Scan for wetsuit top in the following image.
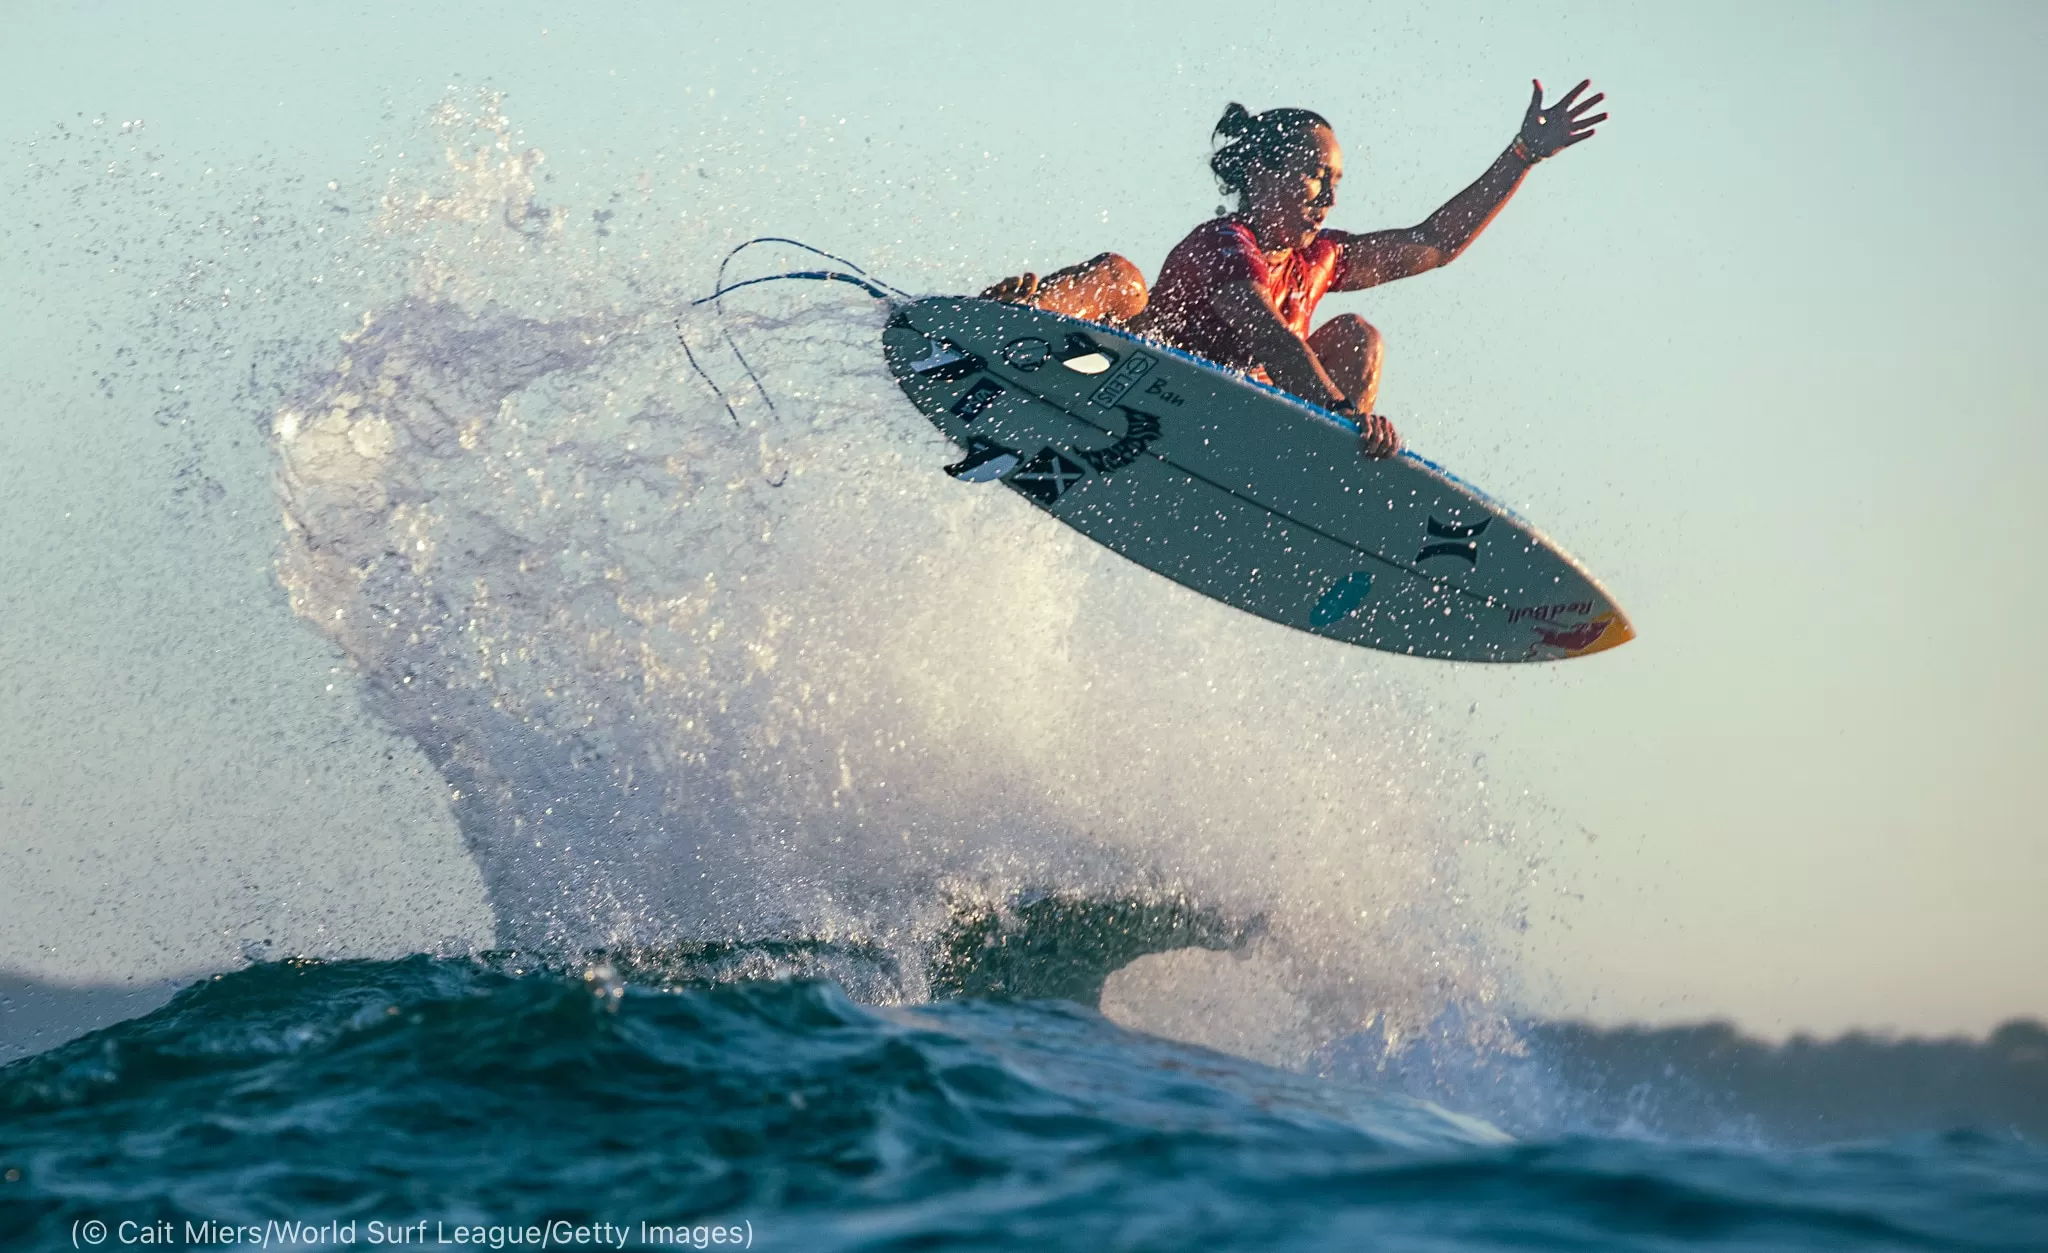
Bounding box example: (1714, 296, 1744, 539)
(1145, 218, 1351, 377)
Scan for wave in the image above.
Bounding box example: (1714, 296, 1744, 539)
(0, 958, 1506, 1251)
(7, 959, 2044, 1252)
(13, 958, 2040, 1151)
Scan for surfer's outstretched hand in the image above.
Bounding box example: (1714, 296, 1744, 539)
(1356, 412, 1400, 460)
(981, 273, 1041, 304)
(1518, 78, 1607, 161)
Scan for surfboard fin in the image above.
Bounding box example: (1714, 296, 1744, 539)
(944, 438, 1021, 483)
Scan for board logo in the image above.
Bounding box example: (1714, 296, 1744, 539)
(1010, 448, 1087, 505)
(1415, 515, 1491, 566)
(1531, 619, 1610, 652)
(1525, 611, 1631, 658)
(1087, 352, 1156, 408)
(950, 378, 1005, 422)
(1506, 600, 1594, 624)
(1074, 410, 1162, 473)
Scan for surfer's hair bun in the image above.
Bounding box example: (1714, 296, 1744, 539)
(1210, 103, 1334, 204)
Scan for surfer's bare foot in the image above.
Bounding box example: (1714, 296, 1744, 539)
(1356, 413, 1400, 459)
(980, 254, 1148, 324)
(981, 273, 1041, 304)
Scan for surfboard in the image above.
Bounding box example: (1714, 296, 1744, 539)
(882, 296, 1632, 663)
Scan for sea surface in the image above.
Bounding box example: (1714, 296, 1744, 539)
(5, 47, 2048, 1253)
(4, 957, 2044, 1252)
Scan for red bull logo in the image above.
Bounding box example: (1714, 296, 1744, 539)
(1526, 611, 1635, 659)
(1507, 599, 1594, 625)
(1532, 619, 1609, 652)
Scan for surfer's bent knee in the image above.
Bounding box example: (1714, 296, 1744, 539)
(1310, 314, 1382, 373)
(1316, 313, 1381, 355)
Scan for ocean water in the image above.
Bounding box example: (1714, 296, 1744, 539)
(5, 61, 2047, 1253)
(2, 958, 2044, 1251)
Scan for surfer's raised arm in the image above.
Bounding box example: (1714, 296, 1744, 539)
(1205, 277, 1352, 410)
(1336, 79, 1607, 291)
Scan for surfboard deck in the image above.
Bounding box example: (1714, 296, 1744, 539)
(882, 296, 1632, 663)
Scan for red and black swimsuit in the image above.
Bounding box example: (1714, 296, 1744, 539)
(1144, 218, 1351, 380)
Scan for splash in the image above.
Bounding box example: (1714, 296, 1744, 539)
(264, 97, 1520, 1060)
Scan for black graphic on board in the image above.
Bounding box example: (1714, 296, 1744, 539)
(950, 378, 1006, 422)
(1415, 515, 1492, 566)
(1074, 409, 1163, 473)
(1010, 448, 1087, 505)
(1087, 351, 1157, 408)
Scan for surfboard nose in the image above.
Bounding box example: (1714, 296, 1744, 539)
(1558, 610, 1635, 658)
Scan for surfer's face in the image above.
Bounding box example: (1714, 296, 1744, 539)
(1243, 126, 1343, 250)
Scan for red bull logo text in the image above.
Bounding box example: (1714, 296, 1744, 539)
(1506, 600, 1594, 625)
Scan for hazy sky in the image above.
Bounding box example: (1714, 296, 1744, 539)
(2, 1, 2042, 1036)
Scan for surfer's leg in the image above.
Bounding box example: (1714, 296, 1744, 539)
(982, 253, 1148, 324)
(1307, 314, 1383, 414)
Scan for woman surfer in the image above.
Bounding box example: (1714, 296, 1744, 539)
(982, 80, 1607, 458)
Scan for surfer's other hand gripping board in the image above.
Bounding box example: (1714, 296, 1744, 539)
(882, 296, 1632, 664)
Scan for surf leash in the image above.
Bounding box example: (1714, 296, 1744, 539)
(676, 236, 910, 426)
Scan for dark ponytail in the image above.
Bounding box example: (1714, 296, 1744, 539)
(1209, 102, 1333, 205)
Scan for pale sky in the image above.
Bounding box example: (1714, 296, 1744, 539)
(2, 1, 2042, 1036)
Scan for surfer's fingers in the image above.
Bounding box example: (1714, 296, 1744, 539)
(1557, 79, 1592, 111)
(1570, 113, 1608, 131)
(1525, 79, 1544, 118)
(1568, 92, 1606, 117)
(1359, 415, 1399, 458)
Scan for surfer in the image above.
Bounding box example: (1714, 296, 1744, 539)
(982, 81, 1607, 458)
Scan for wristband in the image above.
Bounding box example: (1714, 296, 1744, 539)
(1510, 136, 1540, 166)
